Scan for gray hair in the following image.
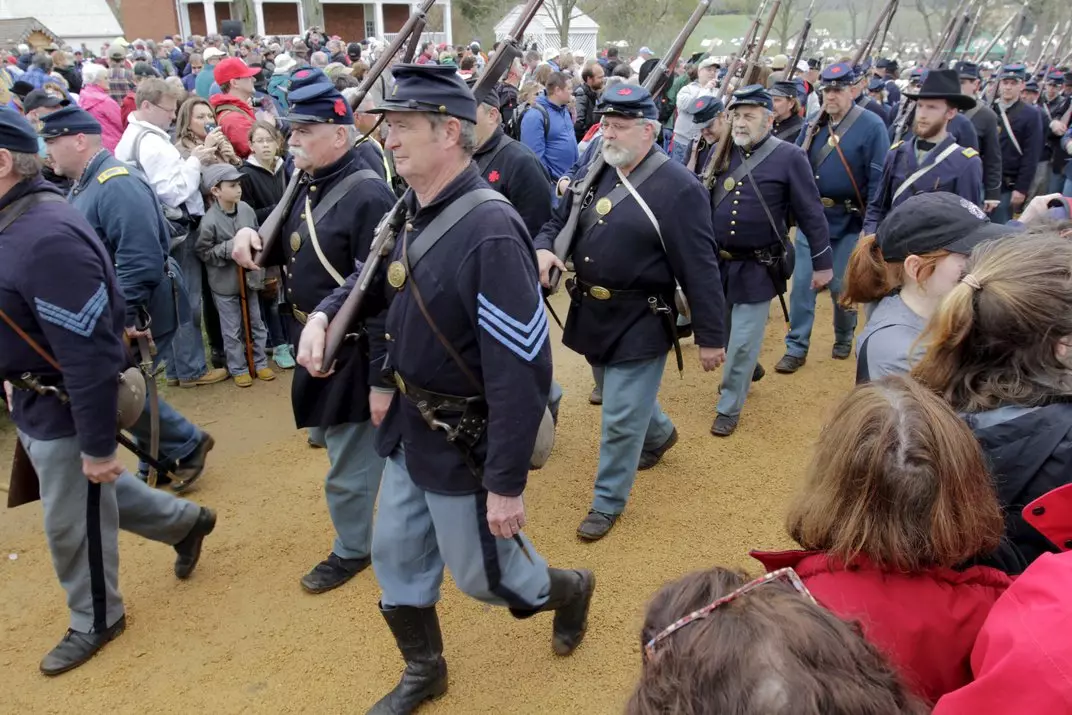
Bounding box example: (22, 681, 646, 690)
(428, 114, 477, 155)
(10, 151, 43, 179)
(311, 51, 329, 67)
(32, 52, 53, 72)
(82, 61, 109, 86)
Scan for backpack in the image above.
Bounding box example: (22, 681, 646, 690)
(506, 101, 549, 142)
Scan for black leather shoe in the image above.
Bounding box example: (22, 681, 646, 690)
(588, 385, 602, 405)
(171, 433, 215, 494)
(752, 363, 766, 382)
(638, 428, 678, 470)
(301, 552, 371, 594)
(711, 413, 739, 437)
(832, 343, 852, 360)
(543, 568, 596, 656)
(40, 616, 126, 676)
(577, 511, 618, 541)
(369, 605, 448, 714)
(774, 354, 806, 374)
(174, 507, 217, 579)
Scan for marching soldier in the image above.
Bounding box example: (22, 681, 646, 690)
(708, 85, 832, 437)
(1042, 70, 1070, 195)
(686, 95, 725, 173)
(956, 61, 1003, 213)
(285, 64, 596, 714)
(776, 62, 888, 374)
(892, 67, 980, 151)
(2, 109, 215, 675)
(470, 81, 553, 237)
(989, 64, 1044, 223)
(874, 58, 901, 114)
(769, 80, 805, 142)
(852, 62, 888, 123)
(863, 69, 983, 234)
(41, 107, 217, 490)
(235, 69, 399, 595)
(534, 84, 727, 540)
(867, 77, 892, 125)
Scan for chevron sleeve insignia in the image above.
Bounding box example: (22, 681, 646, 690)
(962, 148, 979, 158)
(476, 290, 549, 362)
(34, 282, 109, 338)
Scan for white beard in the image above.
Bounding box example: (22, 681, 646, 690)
(601, 142, 635, 168)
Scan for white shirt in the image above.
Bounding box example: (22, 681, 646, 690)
(114, 116, 205, 216)
(673, 81, 715, 140)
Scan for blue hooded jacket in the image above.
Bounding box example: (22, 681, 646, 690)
(520, 93, 578, 180)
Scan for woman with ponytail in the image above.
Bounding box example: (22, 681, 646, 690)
(842, 193, 1011, 383)
(914, 230, 1072, 569)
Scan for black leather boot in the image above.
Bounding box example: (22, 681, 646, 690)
(540, 568, 596, 655)
(368, 605, 448, 715)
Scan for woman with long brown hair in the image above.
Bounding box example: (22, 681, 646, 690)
(842, 192, 1010, 383)
(174, 95, 240, 166)
(913, 230, 1072, 568)
(629, 566, 928, 715)
(752, 375, 1012, 704)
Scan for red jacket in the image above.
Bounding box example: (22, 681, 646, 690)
(209, 93, 256, 158)
(751, 550, 1011, 705)
(934, 484, 1072, 713)
(120, 90, 136, 127)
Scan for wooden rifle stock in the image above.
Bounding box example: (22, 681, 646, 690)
(786, 0, 816, 82)
(321, 196, 409, 369)
(252, 170, 303, 267)
(472, 0, 546, 102)
(801, 0, 899, 152)
(546, 0, 712, 291)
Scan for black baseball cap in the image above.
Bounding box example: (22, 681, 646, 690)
(22, 89, 68, 114)
(877, 192, 1015, 261)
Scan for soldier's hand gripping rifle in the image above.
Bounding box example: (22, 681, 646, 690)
(319, 0, 547, 369)
(700, 0, 781, 187)
(546, 0, 714, 292)
(251, 0, 439, 267)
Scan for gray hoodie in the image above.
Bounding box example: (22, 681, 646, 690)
(195, 200, 262, 296)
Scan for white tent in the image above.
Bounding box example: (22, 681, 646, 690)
(495, 2, 599, 58)
(0, 0, 123, 51)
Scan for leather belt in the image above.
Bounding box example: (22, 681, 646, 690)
(821, 197, 859, 212)
(567, 277, 651, 301)
(393, 372, 481, 413)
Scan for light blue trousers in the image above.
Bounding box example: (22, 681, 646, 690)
(372, 450, 550, 611)
(785, 231, 860, 358)
(591, 354, 675, 515)
(717, 302, 771, 418)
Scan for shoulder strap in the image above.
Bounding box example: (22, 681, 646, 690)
(0, 191, 65, 234)
(406, 188, 509, 269)
(577, 150, 669, 237)
(131, 127, 151, 173)
(303, 169, 381, 286)
(475, 133, 513, 174)
(712, 137, 781, 208)
(964, 105, 981, 120)
(892, 140, 961, 202)
(996, 102, 1024, 155)
(811, 105, 863, 169)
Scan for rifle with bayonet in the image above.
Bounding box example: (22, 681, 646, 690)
(800, 0, 899, 152)
(875, 0, 898, 60)
(545, 0, 714, 292)
(985, 7, 1027, 103)
(320, 0, 547, 367)
(971, 11, 1017, 64)
(716, 0, 769, 102)
(958, 3, 983, 63)
(700, 0, 781, 185)
(252, 0, 439, 267)
(786, 0, 816, 82)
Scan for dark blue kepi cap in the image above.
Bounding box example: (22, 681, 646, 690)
(287, 68, 353, 124)
(727, 84, 773, 112)
(868, 76, 886, 92)
(371, 63, 477, 124)
(955, 61, 979, 80)
(769, 80, 799, 99)
(595, 84, 659, 120)
(1000, 63, 1027, 81)
(39, 105, 102, 139)
(819, 61, 855, 89)
(0, 107, 41, 153)
(691, 95, 724, 125)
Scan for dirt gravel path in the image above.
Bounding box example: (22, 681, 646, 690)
(0, 297, 852, 714)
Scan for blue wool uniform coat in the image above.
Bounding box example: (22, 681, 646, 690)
(0, 178, 128, 458)
(863, 135, 984, 234)
(69, 152, 182, 339)
(798, 105, 889, 237)
(891, 109, 980, 152)
(991, 99, 1044, 194)
(317, 165, 551, 498)
(474, 126, 553, 238)
(532, 146, 727, 363)
(857, 94, 889, 124)
(261, 148, 397, 429)
(713, 135, 832, 305)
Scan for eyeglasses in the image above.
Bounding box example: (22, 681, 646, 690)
(153, 102, 177, 115)
(643, 567, 817, 661)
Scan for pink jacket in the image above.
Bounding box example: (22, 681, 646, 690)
(78, 84, 124, 152)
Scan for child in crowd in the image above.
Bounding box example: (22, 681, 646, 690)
(195, 163, 275, 387)
(239, 120, 293, 369)
(629, 566, 928, 715)
(752, 376, 1014, 704)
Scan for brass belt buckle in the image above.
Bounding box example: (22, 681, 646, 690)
(293, 308, 308, 325)
(820, 197, 836, 208)
(393, 371, 408, 394)
(588, 285, 611, 300)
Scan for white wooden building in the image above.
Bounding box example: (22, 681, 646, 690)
(495, 1, 598, 57)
